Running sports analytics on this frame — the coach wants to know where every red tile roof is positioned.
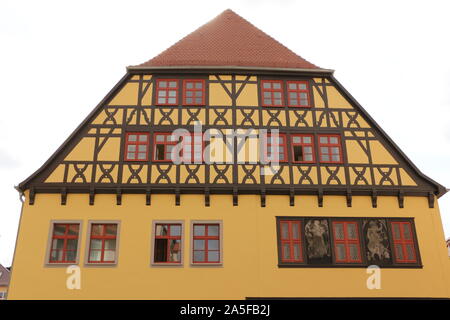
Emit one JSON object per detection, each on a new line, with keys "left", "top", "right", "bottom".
{"left": 134, "top": 9, "right": 320, "bottom": 70}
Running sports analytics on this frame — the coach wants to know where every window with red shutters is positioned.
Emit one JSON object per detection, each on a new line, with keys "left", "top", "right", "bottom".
{"left": 332, "top": 221, "right": 362, "bottom": 263}
{"left": 287, "top": 81, "right": 310, "bottom": 107}
{"left": 279, "top": 220, "right": 303, "bottom": 263}
{"left": 183, "top": 79, "right": 205, "bottom": 106}
{"left": 318, "top": 135, "right": 343, "bottom": 163}
{"left": 156, "top": 79, "right": 178, "bottom": 105}
{"left": 88, "top": 224, "right": 118, "bottom": 263}
{"left": 154, "top": 224, "right": 182, "bottom": 263}
{"left": 124, "top": 132, "right": 149, "bottom": 161}
{"left": 261, "top": 80, "right": 284, "bottom": 107}
{"left": 390, "top": 221, "right": 417, "bottom": 263}
{"left": 192, "top": 224, "right": 220, "bottom": 263}
{"left": 291, "top": 134, "right": 315, "bottom": 163}
{"left": 264, "top": 133, "right": 287, "bottom": 163}
{"left": 49, "top": 224, "right": 80, "bottom": 263}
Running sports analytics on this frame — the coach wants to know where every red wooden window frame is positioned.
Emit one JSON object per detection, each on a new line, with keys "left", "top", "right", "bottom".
{"left": 279, "top": 220, "right": 303, "bottom": 263}
{"left": 153, "top": 132, "right": 178, "bottom": 162}
{"left": 261, "top": 80, "right": 284, "bottom": 107}
{"left": 192, "top": 224, "right": 220, "bottom": 264}
{"left": 332, "top": 221, "right": 362, "bottom": 263}
{"left": 88, "top": 224, "right": 118, "bottom": 264}
{"left": 183, "top": 79, "right": 205, "bottom": 106}
{"left": 154, "top": 224, "right": 182, "bottom": 264}
{"left": 291, "top": 134, "right": 315, "bottom": 163}
{"left": 287, "top": 81, "right": 311, "bottom": 107}
{"left": 156, "top": 79, "right": 179, "bottom": 105}
{"left": 49, "top": 224, "right": 80, "bottom": 263}
{"left": 318, "top": 134, "right": 343, "bottom": 163}
{"left": 180, "top": 132, "right": 204, "bottom": 163}
{"left": 390, "top": 221, "right": 417, "bottom": 263}
{"left": 264, "top": 133, "right": 288, "bottom": 163}
{"left": 154, "top": 132, "right": 204, "bottom": 163}
{"left": 124, "top": 132, "right": 150, "bottom": 161}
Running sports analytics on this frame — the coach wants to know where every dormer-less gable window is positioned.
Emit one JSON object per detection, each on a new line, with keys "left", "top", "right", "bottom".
{"left": 183, "top": 79, "right": 205, "bottom": 106}
{"left": 318, "top": 135, "right": 343, "bottom": 163}
{"left": 287, "top": 81, "right": 310, "bottom": 107}
{"left": 124, "top": 132, "right": 150, "bottom": 161}
{"left": 156, "top": 79, "right": 179, "bottom": 105}
{"left": 261, "top": 80, "right": 284, "bottom": 107}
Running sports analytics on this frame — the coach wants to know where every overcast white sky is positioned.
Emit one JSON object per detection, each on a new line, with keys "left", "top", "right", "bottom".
{"left": 1, "top": 0, "right": 450, "bottom": 266}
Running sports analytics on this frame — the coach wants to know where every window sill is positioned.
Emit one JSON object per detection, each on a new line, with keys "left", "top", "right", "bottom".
{"left": 190, "top": 263, "right": 223, "bottom": 267}
{"left": 84, "top": 262, "right": 118, "bottom": 267}
{"left": 45, "top": 262, "right": 79, "bottom": 267}
{"left": 151, "top": 263, "right": 183, "bottom": 268}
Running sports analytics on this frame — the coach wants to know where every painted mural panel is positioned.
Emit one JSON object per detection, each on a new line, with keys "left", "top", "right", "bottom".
{"left": 362, "top": 219, "right": 392, "bottom": 265}
{"left": 305, "top": 219, "right": 331, "bottom": 264}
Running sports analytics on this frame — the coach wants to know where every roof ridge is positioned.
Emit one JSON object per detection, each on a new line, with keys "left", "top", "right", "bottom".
{"left": 133, "top": 9, "right": 321, "bottom": 70}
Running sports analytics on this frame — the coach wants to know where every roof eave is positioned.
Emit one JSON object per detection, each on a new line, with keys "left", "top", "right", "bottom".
{"left": 127, "top": 65, "right": 334, "bottom": 74}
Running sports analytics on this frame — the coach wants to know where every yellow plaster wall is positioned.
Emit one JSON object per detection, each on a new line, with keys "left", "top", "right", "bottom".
{"left": 209, "top": 83, "right": 232, "bottom": 106}
{"left": 370, "top": 141, "right": 398, "bottom": 165}
{"left": 64, "top": 138, "right": 95, "bottom": 161}
{"left": 236, "top": 83, "right": 258, "bottom": 106}
{"left": 8, "top": 193, "right": 450, "bottom": 300}
{"left": 109, "top": 82, "right": 139, "bottom": 106}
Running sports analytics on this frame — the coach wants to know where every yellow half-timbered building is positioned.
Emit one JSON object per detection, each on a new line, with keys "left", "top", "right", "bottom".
{"left": 8, "top": 10, "right": 450, "bottom": 299}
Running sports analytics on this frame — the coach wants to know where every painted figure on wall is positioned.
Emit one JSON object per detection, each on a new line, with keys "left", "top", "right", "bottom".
{"left": 305, "top": 219, "right": 331, "bottom": 263}
{"left": 363, "top": 219, "right": 392, "bottom": 265}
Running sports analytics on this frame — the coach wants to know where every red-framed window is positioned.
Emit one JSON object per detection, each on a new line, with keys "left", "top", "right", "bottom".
{"left": 264, "top": 133, "right": 288, "bottom": 162}
{"left": 261, "top": 80, "right": 284, "bottom": 107}
{"left": 318, "top": 135, "right": 343, "bottom": 163}
{"left": 156, "top": 79, "right": 178, "bottom": 105}
{"left": 291, "top": 134, "right": 315, "bottom": 163}
{"left": 279, "top": 220, "right": 303, "bottom": 263}
{"left": 193, "top": 224, "right": 220, "bottom": 263}
{"left": 88, "top": 224, "right": 118, "bottom": 263}
{"left": 154, "top": 224, "right": 182, "bottom": 263}
{"left": 390, "top": 221, "right": 417, "bottom": 263}
{"left": 181, "top": 133, "right": 204, "bottom": 163}
{"left": 124, "top": 132, "right": 149, "bottom": 161}
{"left": 287, "top": 81, "right": 310, "bottom": 107}
{"left": 154, "top": 132, "right": 178, "bottom": 162}
{"left": 49, "top": 224, "right": 80, "bottom": 263}
{"left": 154, "top": 132, "right": 204, "bottom": 163}
{"left": 332, "top": 221, "right": 362, "bottom": 263}
{"left": 183, "top": 79, "right": 205, "bottom": 106}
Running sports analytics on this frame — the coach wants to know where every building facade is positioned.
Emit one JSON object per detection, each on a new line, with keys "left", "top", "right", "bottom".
{"left": 8, "top": 10, "right": 450, "bottom": 299}
{"left": 0, "top": 265, "right": 10, "bottom": 300}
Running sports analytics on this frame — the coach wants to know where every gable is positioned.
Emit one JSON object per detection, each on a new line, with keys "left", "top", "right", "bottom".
{"left": 19, "top": 71, "right": 446, "bottom": 208}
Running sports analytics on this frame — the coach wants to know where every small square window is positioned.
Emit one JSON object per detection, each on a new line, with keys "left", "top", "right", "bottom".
{"left": 192, "top": 222, "right": 222, "bottom": 265}
{"left": 156, "top": 79, "right": 178, "bottom": 105}
{"left": 183, "top": 80, "right": 205, "bottom": 106}
{"left": 261, "top": 80, "right": 284, "bottom": 107}
{"left": 125, "top": 132, "right": 149, "bottom": 161}
{"left": 153, "top": 223, "right": 183, "bottom": 264}
{"left": 48, "top": 223, "right": 80, "bottom": 264}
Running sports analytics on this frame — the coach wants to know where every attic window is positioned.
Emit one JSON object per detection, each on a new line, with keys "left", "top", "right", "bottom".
{"left": 183, "top": 80, "right": 205, "bottom": 106}
{"left": 287, "top": 81, "right": 310, "bottom": 107}
{"left": 156, "top": 79, "right": 178, "bottom": 105}
{"left": 318, "top": 135, "right": 342, "bottom": 163}
{"left": 261, "top": 80, "right": 283, "bottom": 107}
{"left": 291, "top": 134, "right": 314, "bottom": 163}
{"left": 124, "top": 132, "right": 149, "bottom": 161}
{"left": 154, "top": 133, "right": 178, "bottom": 162}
